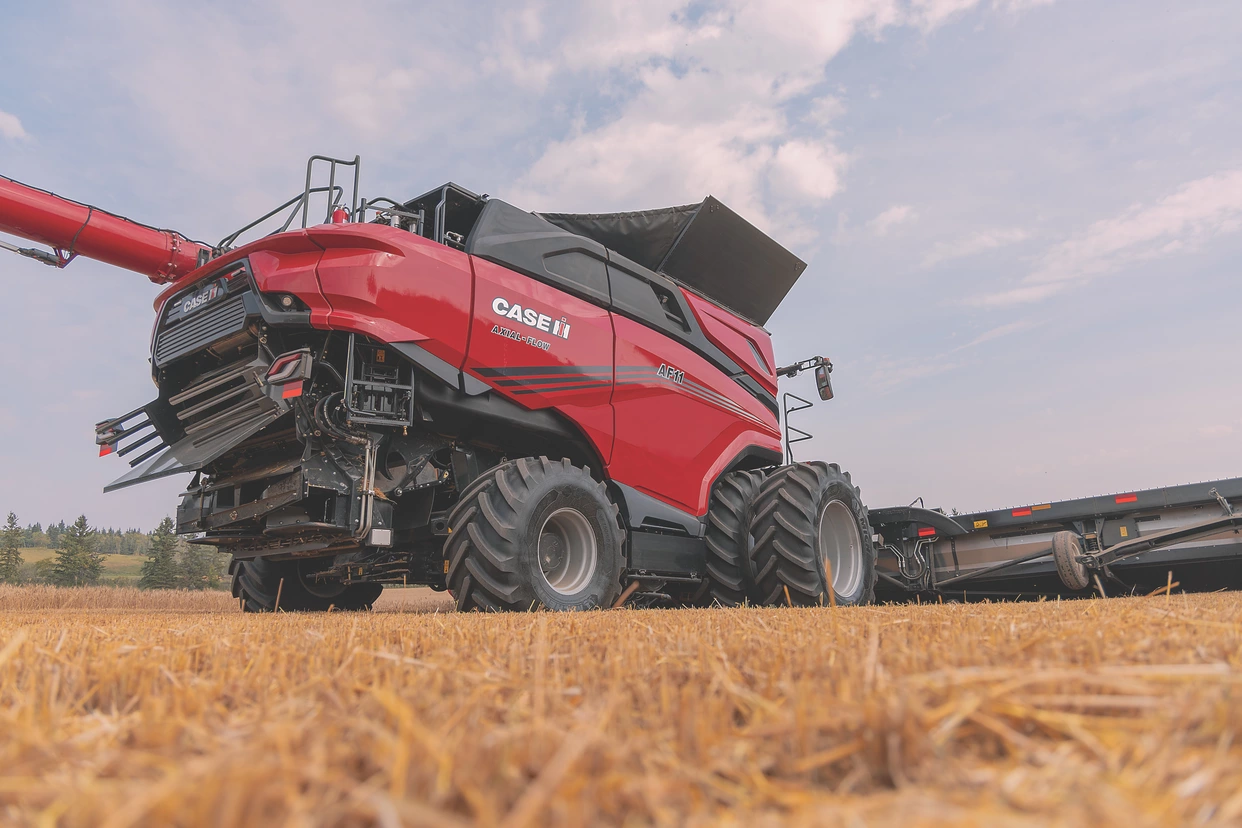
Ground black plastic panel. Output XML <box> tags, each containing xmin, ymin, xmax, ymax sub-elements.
<box><xmin>629</xmin><ymin>532</ymin><xmax>707</xmax><ymax>577</ymax></box>
<box><xmin>466</xmin><ymin>200</ymin><xmax>611</xmax><ymax>305</ymax></box>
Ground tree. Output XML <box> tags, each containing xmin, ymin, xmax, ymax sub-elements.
<box><xmin>47</xmin><ymin>520</ymin><xmax>67</xmax><ymax>549</ymax></box>
<box><xmin>139</xmin><ymin>517</ymin><xmax>180</xmax><ymax>590</ymax></box>
<box><xmin>50</xmin><ymin>515</ymin><xmax>103</xmax><ymax>587</ymax></box>
<box><xmin>179</xmin><ymin>537</ymin><xmax>225</xmax><ymax>590</ymax></box>
<box><xmin>0</xmin><ymin>512</ymin><xmax>23</xmax><ymax>584</ymax></box>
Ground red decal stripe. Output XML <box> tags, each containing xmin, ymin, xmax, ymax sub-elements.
<box><xmin>1011</xmin><ymin>508</ymin><xmax>1032</xmax><ymax>517</ymax></box>
<box><xmin>1115</xmin><ymin>493</ymin><xmax>1138</xmax><ymax>504</ymax></box>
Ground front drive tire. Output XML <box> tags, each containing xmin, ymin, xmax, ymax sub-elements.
<box><xmin>749</xmin><ymin>462</ymin><xmax>876</xmax><ymax>607</ymax></box>
<box><xmin>231</xmin><ymin>557</ymin><xmax>383</xmax><ymax>612</ymax></box>
<box><xmin>445</xmin><ymin>457</ymin><xmax>625</xmax><ymax>612</ymax></box>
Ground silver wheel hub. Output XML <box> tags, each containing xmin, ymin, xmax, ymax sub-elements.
<box><xmin>537</xmin><ymin>507</ymin><xmax>598</xmax><ymax>596</ymax></box>
<box><xmin>817</xmin><ymin>499</ymin><xmax>864</xmax><ymax>602</ymax></box>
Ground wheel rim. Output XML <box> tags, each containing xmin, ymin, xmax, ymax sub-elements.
<box><xmin>537</xmin><ymin>507</ymin><xmax>598</xmax><ymax>596</ymax></box>
<box><xmin>817</xmin><ymin>499</ymin><xmax>864</xmax><ymax>602</ymax></box>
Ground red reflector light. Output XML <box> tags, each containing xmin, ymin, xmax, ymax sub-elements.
<box><xmin>280</xmin><ymin>383</ymin><xmax>304</xmax><ymax>399</ymax></box>
<box><xmin>917</xmin><ymin>527</ymin><xmax>936</xmax><ymax>538</ymax></box>
<box><xmin>1115</xmin><ymin>493</ymin><xmax>1138</xmax><ymax>504</ymax></box>
<box><xmin>99</xmin><ymin>444</ymin><xmax>113</xmax><ymax>457</ymax></box>
<box><xmin>1012</xmin><ymin>508</ymin><xmax>1032</xmax><ymax>517</ymax></box>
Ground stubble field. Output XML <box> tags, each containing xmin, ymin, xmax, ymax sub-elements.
<box><xmin>1</xmin><ymin>585</ymin><xmax>1241</xmax><ymax>826</ymax></box>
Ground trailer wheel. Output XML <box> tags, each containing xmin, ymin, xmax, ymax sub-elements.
<box><xmin>231</xmin><ymin>558</ymin><xmax>383</xmax><ymax>612</ymax></box>
<box><xmin>749</xmin><ymin>462</ymin><xmax>876</xmax><ymax>607</ymax></box>
<box><xmin>700</xmin><ymin>470</ymin><xmax>765</xmax><ymax>606</ymax></box>
<box><xmin>445</xmin><ymin>457</ymin><xmax>625</xmax><ymax>612</ymax></box>
<box><xmin>1052</xmin><ymin>531</ymin><xmax>1091</xmax><ymax>591</ymax></box>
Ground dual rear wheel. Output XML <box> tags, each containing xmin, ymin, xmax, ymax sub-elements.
<box><xmin>701</xmin><ymin>461</ymin><xmax>876</xmax><ymax>608</ymax></box>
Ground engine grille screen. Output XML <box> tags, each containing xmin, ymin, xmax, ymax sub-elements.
<box><xmin>154</xmin><ymin>294</ymin><xmax>248</xmax><ymax>367</ymax></box>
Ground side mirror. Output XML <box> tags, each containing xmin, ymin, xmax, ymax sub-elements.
<box><xmin>815</xmin><ymin>364</ymin><xmax>833</xmax><ymax>401</ymax></box>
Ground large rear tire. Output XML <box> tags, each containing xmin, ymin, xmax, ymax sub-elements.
<box><xmin>231</xmin><ymin>558</ymin><xmax>383</xmax><ymax>612</ymax></box>
<box><xmin>700</xmin><ymin>470</ymin><xmax>765</xmax><ymax>606</ymax></box>
<box><xmin>445</xmin><ymin>457</ymin><xmax>625</xmax><ymax>612</ymax></box>
<box><xmin>749</xmin><ymin>462</ymin><xmax>876</xmax><ymax>607</ymax></box>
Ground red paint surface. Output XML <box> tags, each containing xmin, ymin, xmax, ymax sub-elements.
<box><xmin>464</xmin><ymin>257</ymin><xmax>616</xmax><ymax>465</ymax></box>
<box><xmin>311</xmin><ymin>225</ymin><xmax>474</xmax><ymax>371</ymax></box>
<box><xmin>681</xmin><ymin>290</ymin><xmax>777</xmax><ymax>395</ymax></box>
<box><xmin>609</xmin><ymin>315</ymin><xmax>780</xmax><ymax>516</ymax></box>
<box><xmin>0</xmin><ymin>175</ymin><xmax>208</xmax><ymax>282</ymax></box>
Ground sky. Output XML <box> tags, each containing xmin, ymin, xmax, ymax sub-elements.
<box><xmin>2</xmin><ymin>0</ymin><xmax>1241</xmax><ymax>530</ymax></box>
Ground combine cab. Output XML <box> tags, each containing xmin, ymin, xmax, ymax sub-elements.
<box><xmin>4</xmin><ymin>155</ymin><xmax>1239</xmax><ymax>610</ymax></box>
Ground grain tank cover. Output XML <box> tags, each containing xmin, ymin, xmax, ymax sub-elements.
<box><xmin>539</xmin><ymin>196</ymin><xmax>806</xmax><ymax>326</ymax></box>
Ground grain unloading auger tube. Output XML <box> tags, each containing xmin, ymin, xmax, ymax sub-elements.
<box><xmin>0</xmin><ymin>174</ymin><xmax>211</xmax><ymax>282</ymax></box>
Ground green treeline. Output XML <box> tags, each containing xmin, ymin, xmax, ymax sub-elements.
<box><xmin>0</xmin><ymin>511</ymin><xmax>226</xmax><ymax>590</ymax></box>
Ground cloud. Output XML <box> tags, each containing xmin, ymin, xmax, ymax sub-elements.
<box><xmin>0</xmin><ymin>109</ymin><xmax>27</xmax><ymax>140</ymax></box>
<box><xmin>978</xmin><ymin>168</ymin><xmax>1242</xmax><ymax>306</ymax></box>
<box><xmin>866</xmin><ymin>355</ymin><xmax>959</xmax><ymax>393</ymax></box>
<box><xmin>923</xmin><ymin>227</ymin><xmax>1030</xmax><ymax>266</ymax></box>
<box><xmin>511</xmin><ymin>0</ymin><xmax>1041</xmax><ymax>234</ymax></box>
<box><xmin>950</xmin><ymin>319</ymin><xmax>1037</xmax><ymax>351</ymax></box>
<box><xmin>867</xmin><ymin>204</ymin><xmax>916</xmax><ymax>236</ymax></box>
<box><xmin>910</xmin><ymin>0</ymin><xmax>1055</xmax><ymax>28</ymax></box>
<box><xmin>867</xmin><ymin>317</ymin><xmax>1036</xmax><ymax>391</ymax></box>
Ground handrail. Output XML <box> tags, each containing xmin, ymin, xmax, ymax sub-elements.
<box><xmin>781</xmin><ymin>392</ymin><xmax>814</xmax><ymax>464</ymax></box>
<box><xmin>215</xmin><ymin>185</ymin><xmax>343</xmax><ymax>252</ymax></box>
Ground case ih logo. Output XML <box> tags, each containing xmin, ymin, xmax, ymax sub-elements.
<box><xmin>491</xmin><ymin>297</ymin><xmax>571</xmax><ymax>339</ymax></box>
<box><xmin>180</xmin><ymin>281</ymin><xmax>223</xmax><ymax>316</ymax></box>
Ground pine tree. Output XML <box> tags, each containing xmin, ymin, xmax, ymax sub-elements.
<box><xmin>139</xmin><ymin>517</ymin><xmax>180</xmax><ymax>590</ymax></box>
<box><xmin>0</xmin><ymin>512</ymin><xmax>23</xmax><ymax>584</ymax></box>
<box><xmin>179</xmin><ymin>537</ymin><xmax>224</xmax><ymax>590</ymax></box>
<box><xmin>50</xmin><ymin>516</ymin><xmax>102</xmax><ymax>587</ymax></box>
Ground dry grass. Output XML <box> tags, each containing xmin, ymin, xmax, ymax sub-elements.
<box><xmin>0</xmin><ymin>584</ymin><xmax>238</xmax><ymax>612</ymax></box>
<box><xmin>1</xmin><ymin>589</ymin><xmax>1241</xmax><ymax>826</ymax></box>
<box><xmin>0</xmin><ymin>584</ymin><xmax>450</xmax><ymax>614</ymax></box>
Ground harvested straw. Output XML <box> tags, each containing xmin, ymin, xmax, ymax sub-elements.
<box><xmin>0</xmin><ymin>589</ymin><xmax>1240</xmax><ymax>825</ymax></box>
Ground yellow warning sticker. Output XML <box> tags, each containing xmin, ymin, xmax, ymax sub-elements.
<box><xmin>443</xmin><ymin>560</ymin><xmax>450</xmax><ymax>574</ymax></box>
<box><xmin>974</xmin><ymin>519</ymin><xmax>989</xmax><ymax>529</ymax></box>
<box><xmin>1120</xmin><ymin>526</ymin><xmax>1129</xmax><ymax>538</ymax></box>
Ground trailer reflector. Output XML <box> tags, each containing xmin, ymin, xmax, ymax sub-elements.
<box><xmin>1012</xmin><ymin>507</ymin><xmax>1032</xmax><ymax>517</ymax></box>
<box><xmin>973</xmin><ymin>519</ymin><xmax>988</xmax><ymax>529</ymax></box>
<box><xmin>1032</xmin><ymin>503</ymin><xmax>1051</xmax><ymax>511</ymax></box>
<box><xmin>1116</xmin><ymin>493</ymin><xmax>1138</xmax><ymax>504</ymax></box>
<box><xmin>99</xmin><ymin>443</ymin><xmax>114</xmax><ymax>457</ymax></box>
<box><xmin>918</xmin><ymin>527</ymin><xmax>936</xmax><ymax>538</ymax></box>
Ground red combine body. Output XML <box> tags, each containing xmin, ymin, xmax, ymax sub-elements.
<box><xmin>0</xmin><ymin>156</ymin><xmax>868</xmax><ymax>612</ymax></box>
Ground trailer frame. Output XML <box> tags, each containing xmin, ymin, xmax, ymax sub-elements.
<box><xmin>869</xmin><ymin>477</ymin><xmax>1242</xmax><ymax>600</ymax></box>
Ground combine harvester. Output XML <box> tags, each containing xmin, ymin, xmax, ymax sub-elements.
<box><xmin>2</xmin><ymin>156</ymin><xmax>1239</xmax><ymax>610</ymax></box>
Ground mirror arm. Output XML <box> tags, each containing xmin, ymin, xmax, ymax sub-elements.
<box><xmin>775</xmin><ymin>355</ymin><xmax>832</xmax><ymax>379</ymax></box>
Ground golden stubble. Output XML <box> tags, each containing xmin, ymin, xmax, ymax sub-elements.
<box><xmin>0</xmin><ymin>585</ymin><xmax>1240</xmax><ymax>826</ymax></box>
